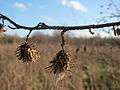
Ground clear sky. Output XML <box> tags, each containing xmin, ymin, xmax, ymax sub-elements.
<box><xmin>0</xmin><ymin>0</ymin><xmax>119</xmax><ymax>37</ymax></box>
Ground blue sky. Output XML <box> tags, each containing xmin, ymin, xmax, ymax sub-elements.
<box><xmin>0</xmin><ymin>0</ymin><xmax>119</xmax><ymax>37</ymax></box>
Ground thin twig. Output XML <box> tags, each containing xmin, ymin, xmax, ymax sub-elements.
<box><xmin>0</xmin><ymin>13</ymin><xmax>120</xmax><ymax>31</ymax></box>
<box><xmin>26</xmin><ymin>30</ymin><xmax>33</xmax><ymax>42</ymax></box>
<box><xmin>61</xmin><ymin>29</ymin><xmax>68</xmax><ymax>50</ymax></box>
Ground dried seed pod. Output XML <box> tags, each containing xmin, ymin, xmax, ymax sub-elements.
<box><xmin>0</xmin><ymin>23</ymin><xmax>6</xmax><ymax>33</ymax></box>
<box><xmin>15</xmin><ymin>42</ymin><xmax>40</xmax><ymax>63</ymax></box>
<box><xmin>46</xmin><ymin>50</ymin><xmax>71</xmax><ymax>75</ymax></box>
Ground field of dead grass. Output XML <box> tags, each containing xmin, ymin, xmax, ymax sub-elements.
<box><xmin>0</xmin><ymin>33</ymin><xmax>120</xmax><ymax>90</ymax></box>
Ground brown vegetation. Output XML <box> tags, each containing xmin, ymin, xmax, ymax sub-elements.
<box><xmin>0</xmin><ymin>33</ymin><xmax>120</xmax><ymax>90</ymax></box>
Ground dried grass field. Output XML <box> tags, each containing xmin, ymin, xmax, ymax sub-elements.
<box><xmin>0</xmin><ymin>33</ymin><xmax>120</xmax><ymax>90</ymax></box>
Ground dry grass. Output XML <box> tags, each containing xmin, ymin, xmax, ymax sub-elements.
<box><xmin>0</xmin><ymin>33</ymin><xmax>120</xmax><ymax>90</ymax></box>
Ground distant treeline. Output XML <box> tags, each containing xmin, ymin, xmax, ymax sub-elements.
<box><xmin>0</xmin><ymin>32</ymin><xmax>120</xmax><ymax>47</ymax></box>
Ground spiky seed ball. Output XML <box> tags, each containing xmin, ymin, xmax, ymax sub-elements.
<box><xmin>15</xmin><ymin>42</ymin><xmax>40</xmax><ymax>63</ymax></box>
<box><xmin>46</xmin><ymin>50</ymin><xmax>71</xmax><ymax>75</ymax></box>
<box><xmin>0</xmin><ymin>23</ymin><xmax>6</xmax><ymax>33</ymax></box>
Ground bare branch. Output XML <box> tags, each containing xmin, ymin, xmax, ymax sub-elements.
<box><xmin>0</xmin><ymin>13</ymin><xmax>120</xmax><ymax>31</ymax></box>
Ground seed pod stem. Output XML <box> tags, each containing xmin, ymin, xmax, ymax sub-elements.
<box><xmin>89</xmin><ymin>28</ymin><xmax>94</xmax><ymax>35</ymax></box>
<box><xmin>113</xmin><ymin>26</ymin><xmax>116</xmax><ymax>36</ymax></box>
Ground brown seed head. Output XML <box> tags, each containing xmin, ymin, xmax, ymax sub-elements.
<box><xmin>15</xmin><ymin>42</ymin><xmax>40</xmax><ymax>63</ymax></box>
<box><xmin>46</xmin><ymin>50</ymin><xmax>71</xmax><ymax>75</ymax></box>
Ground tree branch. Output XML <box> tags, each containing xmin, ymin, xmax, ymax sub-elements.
<box><xmin>0</xmin><ymin>13</ymin><xmax>120</xmax><ymax>31</ymax></box>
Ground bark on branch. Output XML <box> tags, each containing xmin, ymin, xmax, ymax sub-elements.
<box><xmin>0</xmin><ymin>13</ymin><xmax>120</xmax><ymax>31</ymax></box>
